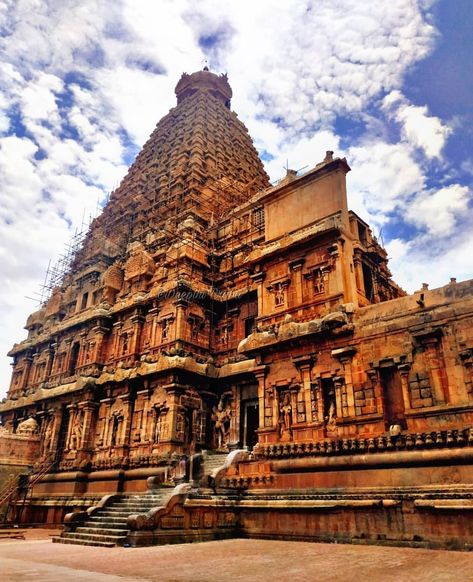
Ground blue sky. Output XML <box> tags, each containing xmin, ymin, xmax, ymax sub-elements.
<box><xmin>0</xmin><ymin>0</ymin><xmax>472</xmax><ymax>395</ymax></box>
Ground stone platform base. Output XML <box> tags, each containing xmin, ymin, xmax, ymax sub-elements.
<box><xmin>124</xmin><ymin>485</ymin><xmax>473</xmax><ymax>551</ymax></box>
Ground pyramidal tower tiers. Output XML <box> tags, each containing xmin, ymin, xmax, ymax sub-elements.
<box><xmin>3</xmin><ymin>70</ymin><xmax>473</xmax><ymax>552</ymax></box>
<box><xmin>75</xmin><ymin>69</ymin><xmax>269</xmax><ymax>271</ymax></box>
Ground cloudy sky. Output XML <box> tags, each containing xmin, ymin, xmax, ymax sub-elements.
<box><xmin>0</xmin><ymin>0</ymin><xmax>472</xmax><ymax>396</ymax></box>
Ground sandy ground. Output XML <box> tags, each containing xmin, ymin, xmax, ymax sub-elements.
<box><xmin>1</xmin><ymin>532</ymin><xmax>473</xmax><ymax>581</ymax></box>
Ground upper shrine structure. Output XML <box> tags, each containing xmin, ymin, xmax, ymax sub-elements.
<box><xmin>1</xmin><ymin>69</ymin><xmax>473</xmax><ymax>548</ymax></box>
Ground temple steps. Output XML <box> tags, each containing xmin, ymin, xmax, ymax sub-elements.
<box><xmin>81</xmin><ymin>522</ymin><xmax>129</xmax><ymax>531</ymax></box>
<box><xmin>98</xmin><ymin>504</ymin><xmax>158</xmax><ymax>511</ymax></box>
<box><xmin>61</xmin><ymin>531</ymin><xmax>127</xmax><ymax>544</ymax></box>
<box><xmin>53</xmin><ymin>490</ymin><xmax>170</xmax><ymax>547</ymax></box>
<box><xmin>86</xmin><ymin>515</ymin><xmax>129</xmax><ymax>525</ymax></box>
<box><xmin>97</xmin><ymin>510</ymin><xmax>140</xmax><ymax>518</ymax></box>
<box><xmin>76</xmin><ymin>527</ymin><xmax>129</xmax><ymax>536</ymax></box>
<box><xmin>52</xmin><ymin>537</ymin><xmax>117</xmax><ymax>548</ymax></box>
<box><xmin>202</xmin><ymin>451</ymin><xmax>228</xmax><ymax>476</ymax></box>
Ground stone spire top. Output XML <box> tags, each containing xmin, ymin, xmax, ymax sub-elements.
<box><xmin>175</xmin><ymin>69</ymin><xmax>233</xmax><ymax>108</ymax></box>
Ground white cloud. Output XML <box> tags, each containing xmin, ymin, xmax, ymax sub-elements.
<box><xmin>386</xmin><ymin>226</ymin><xmax>473</xmax><ymax>292</ymax></box>
<box><xmin>405</xmin><ymin>184</ymin><xmax>470</xmax><ymax>236</ymax></box>
<box><xmin>347</xmin><ymin>141</ymin><xmax>425</xmax><ymax>226</ymax></box>
<box><xmin>383</xmin><ymin>90</ymin><xmax>452</xmax><ymax>158</ymax></box>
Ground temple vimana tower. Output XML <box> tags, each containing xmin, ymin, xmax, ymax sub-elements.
<box><xmin>2</xmin><ymin>69</ymin><xmax>473</xmax><ymax>549</ymax></box>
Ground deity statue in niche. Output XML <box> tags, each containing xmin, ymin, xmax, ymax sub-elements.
<box><xmin>211</xmin><ymin>396</ymin><xmax>232</xmax><ymax>450</ymax></box>
<box><xmin>150</xmin><ymin>405</ymin><xmax>162</xmax><ymax>443</ymax></box>
<box><xmin>110</xmin><ymin>410</ymin><xmax>124</xmax><ymax>447</ymax></box>
<box><xmin>70</xmin><ymin>410</ymin><xmax>83</xmax><ymax>451</ymax></box>
<box><xmin>278</xmin><ymin>393</ymin><xmax>293</xmax><ymax>439</ymax></box>
<box><xmin>41</xmin><ymin>416</ymin><xmax>54</xmax><ymax>456</ymax></box>
<box><xmin>325</xmin><ymin>387</ymin><xmax>337</xmax><ymax>432</ymax></box>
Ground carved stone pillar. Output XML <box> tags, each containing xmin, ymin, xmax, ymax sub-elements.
<box><xmin>331</xmin><ymin>346</ymin><xmax>357</xmax><ymax>417</ymax></box>
<box><xmin>314</xmin><ymin>379</ymin><xmax>325</xmax><ymax>423</ymax></box>
<box><xmin>289</xmin><ymin>258</ymin><xmax>305</xmax><ymax>307</ymax></box>
<box><xmin>398</xmin><ymin>364</ymin><xmax>412</xmax><ymax>411</ymax></box>
<box><xmin>367</xmin><ymin>368</ymin><xmax>384</xmax><ymax>414</ymax></box>
<box><xmin>174</xmin><ymin>299</ymin><xmax>188</xmax><ymax>345</ymax></box>
<box><xmin>164</xmin><ymin>383</ymin><xmax>184</xmax><ymax>445</ymax></box>
<box><xmin>130</xmin><ymin>311</ymin><xmax>145</xmax><ymax>356</ymax></box>
<box><xmin>229</xmin><ymin>385</ymin><xmax>240</xmax><ymax>448</ymax></box>
<box><xmin>92</xmin><ymin>319</ymin><xmax>110</xmax><ymax>363</ymax></box>
<box><xmin>48</xmin><ymin>406</ymin><xmax>63</xmax><ymax>456</ymax></box>
<box><xmin>136</xmin><ymin>386</ymin><xmax>151</xmax><ymax>442</ymax></box>
<box><xmin>120</xmin><ymin>393</ymin><xmax>134</xmax><ymax>447</ymax></box>
<box><xmin>100</xmin><ymin>398</ymin><xmax>112</xmax><ymax>447</ymax></box>
<box><xmin>333</xmin><ymin>376</ymin><xmax>345</xmax><ymax>419</ymax></box>
<box><xmin>65</xmin><ymin>404</ymin><xmax>76</xmax><ymax>451</ymax></box>
<box><xmin>254</xmin><ymin>365</ymin><xmax>268</xmax><ymax>430</ymax></box>
<box><xmin>45</xmin><ymin>343</ymin><xmax>56</xmax><ymax>379</ymax></box>
<box><xmin>341</xmin><ymin>359</ymin><xmax>355</xmax><ymax>417</ymax></box>
<box><xmin>294</xmin><ymin>355</ymin><xmax>315</xmax><ymax>425</ymax></box>
<box><xmin>78</xmin><ymin>401</ymin><xmax>97</xmax><ymax>450</ymax></box>
<box><xmin>353</xmin><ymin>250</ymin><xmax>363</xmax><ymax>292</ymax></box>
<box><xmin>63</xmin><ymin>339</ymin><xmax>72</xmax><ymax>374</ymax></box>
<box><xmin>250</xmin><ymin>271</ymin><xmax>265</xmax><ymax>319</ymax></box>
<box><xmin>31</xmin><ymin>352</ymin><xmax>40</xmax><ymax>385</ymax></box>
<box><xmin>112</xmin><ymin>322</ymin><xmax>122</xmax><ymax>358</ymax></box>
<box><xmin>20</xmin><ymin>351</ymin><xmax>33</xmax><ymax>391</ymax></box>
<box><xmin>148</xmin><ymin>306</ymin><xmax>160</xmax><ymax>346</ymax></box>
<box><xmin>328</xmin><ymin>242</ymin><xmax>344</xmax><ymax>298</ymax></box>
<box><xmin>413</xmin><ymin>328</ymin><xmax>447</xmax><ymax>404</ymax></box>
<box><xmin>77</xmin><ymin>331</ymin><xmax>88</xmax><ymax>368</ymax></box>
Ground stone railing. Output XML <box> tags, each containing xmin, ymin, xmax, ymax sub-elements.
<box><xmin>253</xmin><ymin>427</ymin><xmax>473</xmax><ymax>460</ymax></box>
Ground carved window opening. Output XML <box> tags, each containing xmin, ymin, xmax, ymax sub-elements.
<box><xmin>379</xmin><ymin>366</ymin><xmax>406</xmax><ymax>429</ymax></box>
<box><xmin>244</xmin><ymin>316</ymin><xmax>255</xmax><ymax>336</ymax></box>
<box><xmin>69</xmin><ymin>342</ymin><xmax>80</xmax><ymax>375</ymax></box>
<box><xmin>362</xmin><ymin>263</ymin><xmax>374</xmax><ymax>301</ymax></box>
<box><xmin>358</xmin><ymin>222</ymin><xmax>368</xmax><ymax>246</ymax></box>
<box><xmin>80</xmin><ymin>292</ymin><xmax>89</xmax><ymax>310</ymax></box>
<box><xmin>252</xmin><ymin>207</ymin><xmax>265</xmax><ymax>230</ymax></box>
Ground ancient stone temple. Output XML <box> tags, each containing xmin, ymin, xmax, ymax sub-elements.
<box><xmin>2</xmin><ymin>69</ymin><xmax>473</xmax><ymax>549</ymax></box>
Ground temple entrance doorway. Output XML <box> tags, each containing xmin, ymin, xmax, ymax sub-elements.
<box><xmin>241</xmin><ymin>399</ymin><xmax>259</xmax><ymax>449</ymax></box>
<box><xmin>380</xmin><ymin>366</ymin><xmax>406</xmax><ymax>429</ymax></box>
<box><xmin>55</xmin><ymin>408</ymin><xmax>69</xmax><ymax>462</ymax></box>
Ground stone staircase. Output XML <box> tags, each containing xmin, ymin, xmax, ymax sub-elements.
<box><xmin>52</xmin><ymin>491</ymin><xmax>170</xmax><ymax>547</ymax></box>
<box><xmin>201</xmin><ymin>451</ymin><xmax>229</xmax><ymax>483</ymax></box>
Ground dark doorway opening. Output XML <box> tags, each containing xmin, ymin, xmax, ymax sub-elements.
<box><xmin>362</xmin><ymin>263</ymin><xmax>374</xmax><ymax>301</ymax></box>
<box><xmin>55</xmin><ymin>407</ymin><xmax>69</xmax><ymax>461</ymax></box>
<box><xmin>242</xmin><ymin>399</ymin><xmax>259</xmax><ymax>449</ymax></box>
<box><xmin>68</xmin><ymin>343</ymin><xmax>80</xmax><ymax>375</ymax></box>
<box><xmin>379</xmin><ymin>367</ymin><xmax>406</xmax><ymax>429</ymax></box>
